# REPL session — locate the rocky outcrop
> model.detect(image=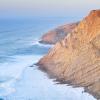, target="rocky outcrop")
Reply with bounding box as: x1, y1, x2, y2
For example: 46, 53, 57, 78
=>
39, 22, 79, 44
38, 10, 100, 99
